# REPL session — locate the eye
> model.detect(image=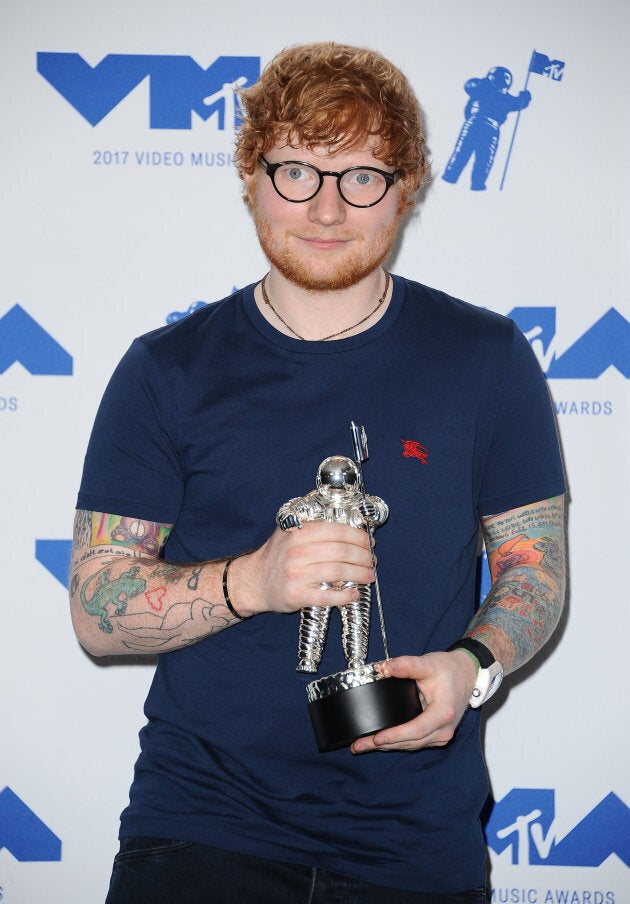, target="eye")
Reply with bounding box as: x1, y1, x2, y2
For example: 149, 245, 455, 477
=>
352, 171, 377, 186
280, 165, 315, 182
